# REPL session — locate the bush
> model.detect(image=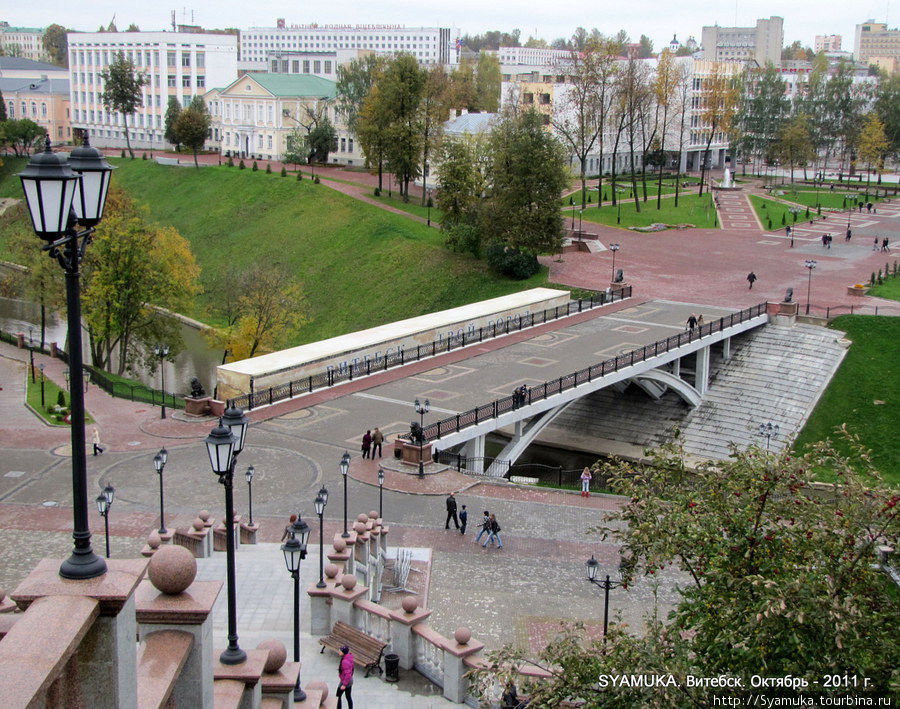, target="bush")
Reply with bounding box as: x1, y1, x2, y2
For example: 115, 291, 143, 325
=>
142, 152, 147, 160
252, 161, 258, 171
226, 156, 234, 167
484, 242, 540, 280
296, 170, 302, 181
374, 187, 380, 196
265, 164, 272, 174
781, 213, 786, 225
445, 223, 482, 258
56, 390, 66, 408
120, 150, 126, 158
767, 218, 772, 229
313, 175, 320, 184
239, 160, 245, 170
281, 166, 287, 177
